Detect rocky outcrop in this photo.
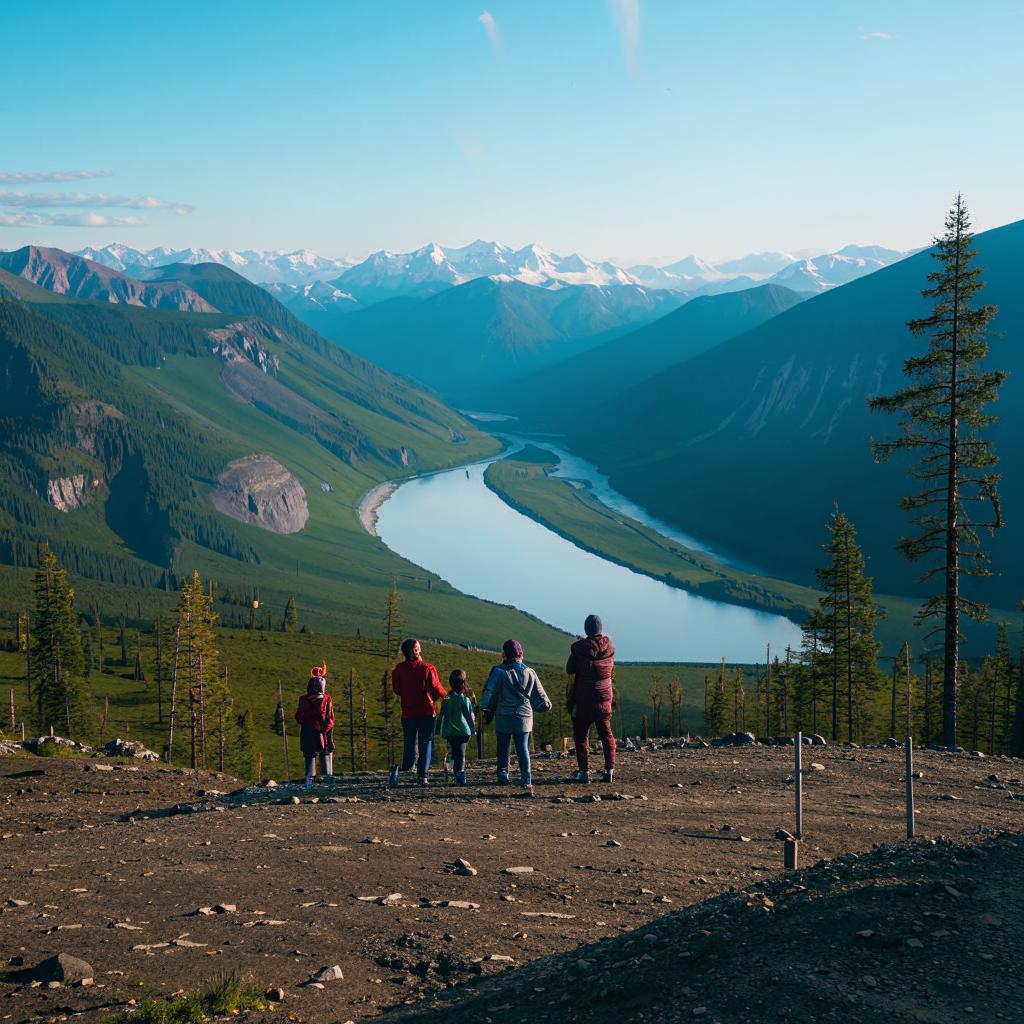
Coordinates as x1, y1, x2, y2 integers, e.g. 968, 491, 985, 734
206, 320, 280, 375
46, 474, 97, 511
102, 737, 160, 760
209, 455, 308, 534
73, 400, 125, 456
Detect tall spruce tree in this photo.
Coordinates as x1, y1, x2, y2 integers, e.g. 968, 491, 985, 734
813, 511, 884, 743
173, 570, 223, 768
870, 196, 1004, 749
31, 543, 87, 736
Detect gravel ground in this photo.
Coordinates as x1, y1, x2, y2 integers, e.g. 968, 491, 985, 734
1, 742, 1021, 1022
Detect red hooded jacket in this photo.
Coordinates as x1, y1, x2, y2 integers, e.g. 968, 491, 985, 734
566, 634, 615, 719
391, 658, 446, 719
295, 692, 335, 754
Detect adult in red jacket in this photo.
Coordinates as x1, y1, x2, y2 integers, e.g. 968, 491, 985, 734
295, 665, 335, 790
390, 638, 446, 787
566, 614, 616, 784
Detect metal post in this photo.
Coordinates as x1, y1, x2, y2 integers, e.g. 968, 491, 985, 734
905, 735, 915, 839
794, 730, 803, 839
784, 838, 798, 870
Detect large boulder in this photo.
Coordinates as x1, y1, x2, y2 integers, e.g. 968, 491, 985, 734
29, 953, 94, 983
209, 455, 309, 534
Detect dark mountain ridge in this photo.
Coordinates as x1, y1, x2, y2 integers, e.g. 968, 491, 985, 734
567, 218, 1024, 608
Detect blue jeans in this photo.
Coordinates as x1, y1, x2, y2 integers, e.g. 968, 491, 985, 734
496, 731, 531, 785
401, 716, 435, 777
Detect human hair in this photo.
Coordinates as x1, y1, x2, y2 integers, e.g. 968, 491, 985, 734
400, 637, 419, 659
449, 669, 466, 691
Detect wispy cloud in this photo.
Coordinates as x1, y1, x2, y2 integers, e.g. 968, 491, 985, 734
0, 170, 114, 184
479, 10, 501, 53
858, 27, 895, 41
452, 130, 489, 166
0, 192, 193, 214
610, 0, 640, 71
0, 211, 147, 227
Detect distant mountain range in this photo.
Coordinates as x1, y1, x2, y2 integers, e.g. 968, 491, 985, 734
69, 239, 912, 313
74, 244, 355, 285
0, 246, 216, 311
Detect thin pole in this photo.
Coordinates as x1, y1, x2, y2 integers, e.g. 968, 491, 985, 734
905, 735, 915, 839
8, 688, 14, 731
348, 668, 356, 774
794, 730, 803, 839
166, 627, 181, 762
278, 680, 291, 782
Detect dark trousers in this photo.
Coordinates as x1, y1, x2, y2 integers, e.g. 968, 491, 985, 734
401, 716, 435, 777
448, 737, 469, 773
573, 715, 616, 772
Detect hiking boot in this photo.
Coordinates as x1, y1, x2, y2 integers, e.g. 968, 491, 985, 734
497, 770, 510, 785
388, 765, 399, 788
522, 783, 535, 798
455, 771, 467, 786
572, 770, 590, 784
418, 776, 429, 788
305, 778, 314, 792
602, 769, 614, 784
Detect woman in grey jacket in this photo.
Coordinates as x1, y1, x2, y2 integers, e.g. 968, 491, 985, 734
481, 639, 551, 794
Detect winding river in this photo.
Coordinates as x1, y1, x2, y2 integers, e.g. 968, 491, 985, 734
373, 434, 802, 663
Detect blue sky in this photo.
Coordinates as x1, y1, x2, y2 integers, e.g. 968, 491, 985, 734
2, 1, 1022, 263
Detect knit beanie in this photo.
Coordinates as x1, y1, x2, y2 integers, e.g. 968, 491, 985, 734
584, 614, 603, 638
502, 639, 524, 662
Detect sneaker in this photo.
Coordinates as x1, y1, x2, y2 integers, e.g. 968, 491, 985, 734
602, 769, 614, 784
522, 783, 535, 798
497, 770, 510, 785
388, 765, 399, 788
455, 771, 467, 786
572, 770, 590, 784
418, 776, 429, 788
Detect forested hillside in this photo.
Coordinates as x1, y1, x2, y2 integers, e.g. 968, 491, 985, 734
0, 252, 569, 657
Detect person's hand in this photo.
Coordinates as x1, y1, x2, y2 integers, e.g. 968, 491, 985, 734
483, 709, 494, 726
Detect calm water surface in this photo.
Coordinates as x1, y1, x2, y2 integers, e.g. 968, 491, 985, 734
375, 447, 802, 662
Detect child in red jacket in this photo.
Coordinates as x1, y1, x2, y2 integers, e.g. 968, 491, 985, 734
295, 663, 335, 790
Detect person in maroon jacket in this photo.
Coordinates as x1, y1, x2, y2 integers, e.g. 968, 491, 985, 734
389, 638, 447, 787
566, 614, 616, 784
295, 664, 335, 791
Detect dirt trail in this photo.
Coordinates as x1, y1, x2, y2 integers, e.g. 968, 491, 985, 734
1, 744, 1021, 1022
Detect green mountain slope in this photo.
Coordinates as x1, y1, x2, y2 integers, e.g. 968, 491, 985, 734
505, 284, 805, 421
0, 254, 572, 659
567, 218, 1024, 609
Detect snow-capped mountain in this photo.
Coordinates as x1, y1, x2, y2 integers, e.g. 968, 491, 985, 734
712, 251, 797, 278
75, 244, 355, 285
261, 279, 359, 314
332, 241, 642, 302
766, 246, 909, 293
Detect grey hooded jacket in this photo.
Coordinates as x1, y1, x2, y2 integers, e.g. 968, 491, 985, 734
481, 661, 551, 734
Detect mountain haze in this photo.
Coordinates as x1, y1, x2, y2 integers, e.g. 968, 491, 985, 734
505, 284, 805, 421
